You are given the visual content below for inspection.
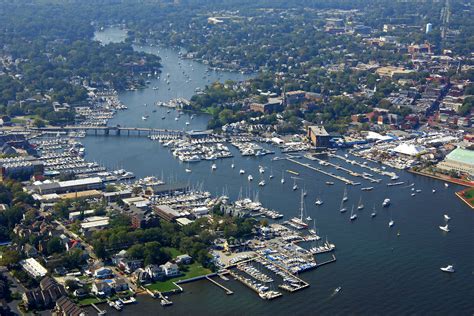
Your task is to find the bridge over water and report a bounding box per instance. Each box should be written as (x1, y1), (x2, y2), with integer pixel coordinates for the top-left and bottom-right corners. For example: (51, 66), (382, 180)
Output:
(32, 125), (184, 137)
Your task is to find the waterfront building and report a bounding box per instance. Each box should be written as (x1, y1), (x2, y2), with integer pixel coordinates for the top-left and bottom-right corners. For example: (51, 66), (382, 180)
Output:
(0, 156), (44, 181)
(437, 147), (474, 176)
(27, 177), (103, 195)
(53, 296), (86, 316)
(307, 125), (330, 148)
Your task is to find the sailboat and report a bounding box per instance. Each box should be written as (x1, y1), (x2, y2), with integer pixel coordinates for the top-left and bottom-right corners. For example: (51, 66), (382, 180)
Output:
(292, 178), (298, 191)
(371, 205), (377, 217)
(239, 169), (245, 174)
(339, 199), (347, 213)
(357, 196), (364, 210)
(389, 209), (394, 227)
(269, 168), (274, 179)
(309, 219), (317, 235)
(439, 224), (450, 232)
(350, 205), (357, 221)
(290, 191), (308, 228)
(444, 214), (450, 221)
(259, 166), (265, 174)
(248, 175), (253, 181)
(211, 163), (217, 171)
(258, 180), (265, 186)
(342, 187), (348, 202)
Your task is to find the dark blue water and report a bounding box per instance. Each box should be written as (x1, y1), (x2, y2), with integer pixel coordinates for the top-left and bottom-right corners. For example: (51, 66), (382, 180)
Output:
(85, 28), (474, 315)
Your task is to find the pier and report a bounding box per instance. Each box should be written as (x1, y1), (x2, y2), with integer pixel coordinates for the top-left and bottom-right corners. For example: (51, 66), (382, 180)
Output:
(206, 276), (234, 295)
(91, 303), (106, 315)
(286, 158), (355, 185)
(315, 254), (337, 268)
(329, 153), (397, 178)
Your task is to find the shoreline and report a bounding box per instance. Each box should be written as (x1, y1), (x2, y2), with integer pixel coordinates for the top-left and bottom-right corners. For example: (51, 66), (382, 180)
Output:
(408, 169), (474, 188)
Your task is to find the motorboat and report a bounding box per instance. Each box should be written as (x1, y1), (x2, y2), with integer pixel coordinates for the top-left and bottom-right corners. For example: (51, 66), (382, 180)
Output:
(142, 116), (148, 120)
(185, 168), (192, 173)
(185, 122), (190, 125)
(258, 180), (265, 186)
(440, 265), (455, 273)
(292, 184), (298, 191)
(248, 175), (253, 181)
(259, 166), (265, 174)
(231, 163), (235, 169)
(432, 189), (436, 193)
(239, 169), (245, 174)
(325, 181), (334, 185)
(439, 224), (450, 232)
(357, 197), (364, 210)
(444, 214), (451, 221)
(371, 206), (377, 218)
(382, 198), (391, 207)
(211, 163), (217, 170)
(315, 198), (323, 206)
(334, 286), (342, 293)
(389, 220), (394, 227)
(391, 175), (399, 180)
(444, 183), (449, 188)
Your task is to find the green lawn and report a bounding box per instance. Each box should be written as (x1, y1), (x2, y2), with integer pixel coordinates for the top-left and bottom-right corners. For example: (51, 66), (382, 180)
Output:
(163, 247), (183, 258)
(78, 296), (105, 306)
(463, 188), (474, 199)
(146, 262), (212, 293)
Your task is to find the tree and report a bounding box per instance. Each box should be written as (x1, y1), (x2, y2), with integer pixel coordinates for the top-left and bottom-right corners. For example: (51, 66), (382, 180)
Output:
(33, 118), (46, 128)
(47, 237), (64, 254)
(0, 249), (21, 266)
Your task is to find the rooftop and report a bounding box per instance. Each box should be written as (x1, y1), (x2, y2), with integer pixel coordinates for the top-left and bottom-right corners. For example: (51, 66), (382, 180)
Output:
(446, 148), (474, 165)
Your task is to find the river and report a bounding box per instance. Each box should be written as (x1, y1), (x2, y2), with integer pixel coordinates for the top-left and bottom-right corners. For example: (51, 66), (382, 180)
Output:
(83, 27), (474, 315)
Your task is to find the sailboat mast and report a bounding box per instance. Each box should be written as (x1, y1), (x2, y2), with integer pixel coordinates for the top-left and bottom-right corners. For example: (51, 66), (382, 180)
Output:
(300, 190), (304, 221)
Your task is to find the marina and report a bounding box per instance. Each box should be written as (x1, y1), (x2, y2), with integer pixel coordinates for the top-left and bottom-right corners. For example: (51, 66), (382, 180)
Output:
(74, 27), (474, 316)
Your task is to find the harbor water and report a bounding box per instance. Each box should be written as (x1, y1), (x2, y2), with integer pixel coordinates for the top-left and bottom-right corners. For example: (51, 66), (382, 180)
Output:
(83, 28), (474, 315)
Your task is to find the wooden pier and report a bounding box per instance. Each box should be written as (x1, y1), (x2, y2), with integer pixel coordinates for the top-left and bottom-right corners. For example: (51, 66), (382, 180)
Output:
(206, 276), (234, 295)
(32, 125), (184, 137)
(315, 254), (337, 268)
(286, 157), (355, 185)
(90, 303), (106, 314)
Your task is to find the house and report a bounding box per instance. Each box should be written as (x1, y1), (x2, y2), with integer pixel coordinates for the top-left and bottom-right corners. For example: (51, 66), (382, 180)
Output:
(54, 296), (87, 316)
(145, 265), (165, 281)
(91, 280), (112, 297)
(23, 244), (38, 257)
(132, 268), (151, 284)
(93, 267), (112, 279)
(22, 277), (67, 310)
(161, 262), (179, 277)
(117, 258), (143, 274)
(175, 254), (192, 265)
(110, 278), (129, 292)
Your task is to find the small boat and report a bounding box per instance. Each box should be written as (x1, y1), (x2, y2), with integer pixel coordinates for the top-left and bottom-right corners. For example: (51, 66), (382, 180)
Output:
(315, 198), (323, 206)
(325, 181), (334, 185)
(211, 163), (217, 171)
(185, 168), (192, 173)
(371, 205), (377, 217)
(258, 180), (265, 186)
(231, 161), (235, 169)
(411, 193), (416, 196)
(397, 231), (400, 237)
(293, 184), (298, 191)
(444, 214), (451, 221)
(440, 265), (455, 273)
(391, 175), (399, 180)
(444, 183), (449, 188)
(269, 168), (274, 179)
(432, 189), (436, 193)
(350, 205), (357, 221)
(161, 116), (166, 119)
(334, 286), (342, 293)
(281, 171), (285, 184)
(185, 122), (190, 125)
(175, 117), (179, 121)
(142, 116), (148, 120)
(357, 197), (364, 210)
(339, 199), (347, 213)
(259, 166), (265, 174)
(389, 220), (394, 227)
(239, 169), (245, 174)
(342, 187), (348, 202)
(306, 216), (312, 221)
(248, 175), (253, 181)
(382, 198), (391, 207)
(439, 224), (450, 232)
(361, 187), (373, 191)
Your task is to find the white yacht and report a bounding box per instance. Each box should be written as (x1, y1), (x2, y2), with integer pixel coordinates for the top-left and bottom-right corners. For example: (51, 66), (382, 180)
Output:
(281, 171), (285, 184)
(231, 162), (235, 169)
(339, 199), (347, 213)
(258, 180), (265, 186)
(439, 224), (450, 232)
(444, 183), (449, 188)
(357, 196), (364, 210)
(382, 198), (391, 207)
(391, 174), (399, 180)
(211, 163), (217, 170)
(315, 198), (323, 206)
(440, 265), (455, 273)
(239, 169), (245, 174)
(142, 116), (148, 120)
(432, 189), (436, 193)
(389, 219), (394, 227)
(248, 175), (253, 181)
(444, 214), (451, 221)
(342, 187), (348, 202)
(185, 168), (192, 173)
(259, 166), (265, 174)
(185, 122), (190, 126)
